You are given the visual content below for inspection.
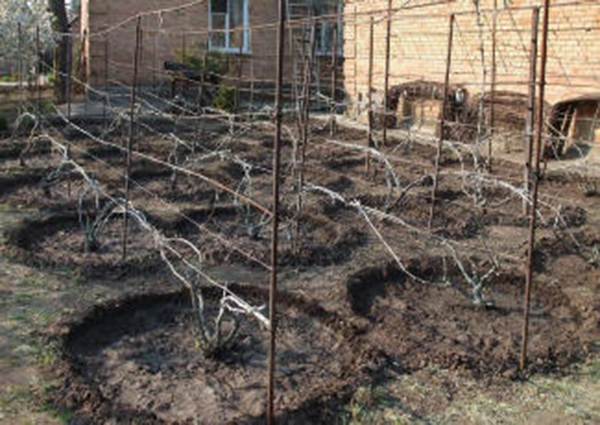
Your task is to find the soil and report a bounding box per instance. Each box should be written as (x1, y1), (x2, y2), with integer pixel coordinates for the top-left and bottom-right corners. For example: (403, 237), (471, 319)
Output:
(1, 117), (598, 423)
(50, 286), (374, 424)
(340, 257), (599, 378)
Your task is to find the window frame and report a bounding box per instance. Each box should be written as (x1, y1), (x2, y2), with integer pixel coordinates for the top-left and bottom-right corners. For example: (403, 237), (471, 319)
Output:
(314, 0), (343, 57)
(208, 0), (250, 53)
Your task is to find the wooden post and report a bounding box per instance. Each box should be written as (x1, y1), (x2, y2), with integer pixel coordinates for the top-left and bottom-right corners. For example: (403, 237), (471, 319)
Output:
(266, 0), (285, 422)
(122, 17), (143, 261)
(428, 14), (455, 229)
(523, 8), (539, 215)
(366, 17), (375, 172)
(520, 0), (550, 373)
(382, 0), (393, 145)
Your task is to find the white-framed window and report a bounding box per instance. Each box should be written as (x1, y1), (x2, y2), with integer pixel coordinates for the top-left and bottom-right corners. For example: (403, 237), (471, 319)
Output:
(315, 0), (343, 56)
(209, 0), (250, 53)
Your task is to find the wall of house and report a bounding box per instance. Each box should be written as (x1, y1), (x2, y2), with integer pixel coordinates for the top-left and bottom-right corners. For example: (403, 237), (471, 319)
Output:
(343, 0), (600, 124)
(81, 0), (339, 102)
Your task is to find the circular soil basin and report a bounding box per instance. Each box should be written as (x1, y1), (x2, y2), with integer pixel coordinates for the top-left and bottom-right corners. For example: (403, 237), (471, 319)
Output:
(344, 259), (598, 378)
(54, 287), (366, 423)
(4, 211), (164, 277)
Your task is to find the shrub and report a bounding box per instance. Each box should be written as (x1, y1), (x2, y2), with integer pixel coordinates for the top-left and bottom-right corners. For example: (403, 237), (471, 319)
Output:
(213, 85), (236, 113)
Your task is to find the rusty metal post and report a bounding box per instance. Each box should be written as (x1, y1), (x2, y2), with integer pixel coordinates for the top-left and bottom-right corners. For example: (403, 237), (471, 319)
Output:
(122, 17), (143, 261)
(198, 40), (209, 113)
(330, 21), (339, 135)
(267, 0), (285, 422)
(236, 44), (243, 113)
(152, 32), (156, 89)
(17, 22), (23, 117)
(366, 17), (375, 172)
(294, 20), (317, 253)
(66, 35), (72, 122)
(523, 8), (540, 215)
(36, 25), (42, 119)
(182, 31), (187, 62)
(488, 0), (498, 172)
(353, 5), (358, 117)
(520, 0), (550, 373)
(103, 36), (109, 125)
(382, 0), (393, 145)
(428, 14), (455, 229)
(250, 36), (255, 108)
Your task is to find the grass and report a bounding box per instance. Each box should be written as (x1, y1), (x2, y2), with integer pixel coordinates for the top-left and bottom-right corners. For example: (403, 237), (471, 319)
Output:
(340, 358), (600, 424)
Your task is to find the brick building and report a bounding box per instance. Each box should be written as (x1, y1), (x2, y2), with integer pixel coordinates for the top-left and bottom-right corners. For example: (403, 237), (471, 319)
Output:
(344, 0), (600, 144)
(80, 0), (342, 95)
(80, 0), (599, 145)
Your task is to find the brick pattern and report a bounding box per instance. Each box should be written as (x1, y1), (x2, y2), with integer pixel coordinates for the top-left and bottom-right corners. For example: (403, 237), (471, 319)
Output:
(343, 0), (600, 110)
(81, 0), (338, 92)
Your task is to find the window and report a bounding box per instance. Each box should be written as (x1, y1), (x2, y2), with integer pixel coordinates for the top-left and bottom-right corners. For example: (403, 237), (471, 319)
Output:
(315, 0), (343, 56)
(209, 0), (249, 53)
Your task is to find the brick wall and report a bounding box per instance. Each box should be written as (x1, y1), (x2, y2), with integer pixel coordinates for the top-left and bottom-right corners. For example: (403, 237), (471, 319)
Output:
(81, 0), (337, 97)
(343, 0), (600, 111)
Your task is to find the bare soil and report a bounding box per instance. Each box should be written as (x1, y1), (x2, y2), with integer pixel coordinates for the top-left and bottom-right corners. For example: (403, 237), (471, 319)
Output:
(50, 286), (374, 424)
(1, 118), (598, 423)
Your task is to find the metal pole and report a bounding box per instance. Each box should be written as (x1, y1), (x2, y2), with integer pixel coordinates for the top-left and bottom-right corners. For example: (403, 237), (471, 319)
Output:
(295, 20), (317, 253)
(366, 17), (375, 172)
(103, 36), (109, 126)
(267, 0), (285, 422)
(66, 35), (72, 121)
(523, 7), (539, 215)
(382, 0), (393, 145)
(428, 14), (455, 229)
(250, 33), (255, 108)
(488, 0), (497, 172)
(330, 21), (339, 135)
(236, 44), (243, 113)
(198, 40), (209, 113)
(353, 5), (358, 117)
(17, 22), (23, 117)
(520, 0), (550, 373)
(122, 17), (143, 261)
(36, 25), (42, 119)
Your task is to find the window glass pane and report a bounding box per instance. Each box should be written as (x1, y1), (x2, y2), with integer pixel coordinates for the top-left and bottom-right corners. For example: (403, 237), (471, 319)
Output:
(211, 13), (227, 48)
(230, 0), (245, 49)
(211, 0), (227, 14)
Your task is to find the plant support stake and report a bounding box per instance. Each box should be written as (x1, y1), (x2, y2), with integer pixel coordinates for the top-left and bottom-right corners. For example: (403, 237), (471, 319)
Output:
(382, 0), (393, 145)
(429, 14), (455, 229)
(520, 0), (550, 373)
(366, 17), (375, 172)
(267, 0), (285, 422)
(488, 0), (497, 172)
(330, 21), (339, 135)
(122, 17), (143, 261)
(524, 7), (540, 215)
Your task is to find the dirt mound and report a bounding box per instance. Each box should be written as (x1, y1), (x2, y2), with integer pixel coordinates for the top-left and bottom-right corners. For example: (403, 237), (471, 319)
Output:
(342, 258), (599, 378)
(49, 286), (375, 424)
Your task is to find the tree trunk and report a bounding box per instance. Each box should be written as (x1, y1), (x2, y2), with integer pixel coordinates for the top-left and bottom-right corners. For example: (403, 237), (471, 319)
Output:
(48, 0), (70, 104)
